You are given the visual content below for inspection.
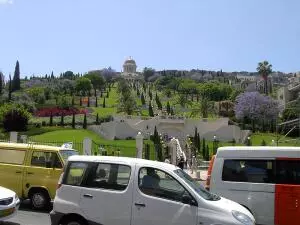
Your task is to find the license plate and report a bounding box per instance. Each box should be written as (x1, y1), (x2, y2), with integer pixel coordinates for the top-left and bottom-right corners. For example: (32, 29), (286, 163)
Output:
(0, 208), (15, 218)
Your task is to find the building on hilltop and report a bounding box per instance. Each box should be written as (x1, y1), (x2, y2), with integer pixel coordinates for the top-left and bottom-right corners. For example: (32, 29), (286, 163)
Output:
(121, 57), (143, 81)
(277, 72), (300, 108)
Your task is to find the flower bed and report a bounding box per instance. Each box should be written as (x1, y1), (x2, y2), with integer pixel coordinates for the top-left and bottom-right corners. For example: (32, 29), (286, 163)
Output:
(35, 107), (87, 117)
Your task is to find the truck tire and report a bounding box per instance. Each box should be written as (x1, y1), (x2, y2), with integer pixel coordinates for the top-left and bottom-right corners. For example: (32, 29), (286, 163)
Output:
(30, 189), (50, 210)
(63, 217), (87, 225)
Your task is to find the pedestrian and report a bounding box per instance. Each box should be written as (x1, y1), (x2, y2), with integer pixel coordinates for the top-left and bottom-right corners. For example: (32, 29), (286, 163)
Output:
(177, 154), (185, 170)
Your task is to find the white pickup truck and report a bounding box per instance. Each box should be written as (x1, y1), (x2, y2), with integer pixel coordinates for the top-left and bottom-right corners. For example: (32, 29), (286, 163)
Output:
(50, 156), (255, 225)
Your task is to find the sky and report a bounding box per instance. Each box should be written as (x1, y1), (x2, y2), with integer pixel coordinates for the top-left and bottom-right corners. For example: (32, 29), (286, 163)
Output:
(0, 0), (300, 77)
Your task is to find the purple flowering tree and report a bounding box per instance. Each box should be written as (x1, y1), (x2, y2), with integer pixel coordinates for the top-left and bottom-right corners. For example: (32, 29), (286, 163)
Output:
(234, 92), (281, 131)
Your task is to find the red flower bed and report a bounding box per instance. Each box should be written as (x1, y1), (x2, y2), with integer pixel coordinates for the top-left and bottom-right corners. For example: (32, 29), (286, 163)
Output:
(35, 107), (87, 117)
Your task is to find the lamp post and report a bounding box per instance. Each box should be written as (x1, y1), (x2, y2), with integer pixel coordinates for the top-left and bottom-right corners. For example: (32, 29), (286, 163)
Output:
(247, 136), (251, 146)
(213, 135), (217, 155)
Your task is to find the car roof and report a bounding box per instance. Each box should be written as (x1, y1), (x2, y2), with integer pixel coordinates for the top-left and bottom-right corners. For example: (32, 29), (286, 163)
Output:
(0, 142), (74, 152)
(216, 146), (300, 158)
(68, 155), (178, 172)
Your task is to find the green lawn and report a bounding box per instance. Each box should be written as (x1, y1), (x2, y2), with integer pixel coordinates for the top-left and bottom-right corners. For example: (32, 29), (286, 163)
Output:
(91, 107), (117, 117)
(28, 128), (154, 157)
(250, 133), (300, 146)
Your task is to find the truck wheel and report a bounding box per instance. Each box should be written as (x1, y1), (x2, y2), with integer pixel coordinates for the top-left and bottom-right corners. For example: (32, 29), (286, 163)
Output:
(30, 190), (50, 210)
(63, 218), (86, 225)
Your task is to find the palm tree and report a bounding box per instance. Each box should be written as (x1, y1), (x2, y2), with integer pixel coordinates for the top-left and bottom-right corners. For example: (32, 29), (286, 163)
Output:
(257, 61), (272, 95)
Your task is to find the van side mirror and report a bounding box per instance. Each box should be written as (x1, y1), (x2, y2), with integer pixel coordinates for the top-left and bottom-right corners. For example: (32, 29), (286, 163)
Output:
(182, 195), (198, 206)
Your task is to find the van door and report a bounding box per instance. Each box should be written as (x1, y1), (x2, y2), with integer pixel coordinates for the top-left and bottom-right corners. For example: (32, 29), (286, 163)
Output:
(79, 162), (132, 225)
(275, 159), (300, 225)
(131, 167), (197, 225)
(0, 148), (26, 197)
(25, 151), (63, 200)
(212, 158), (275, 225)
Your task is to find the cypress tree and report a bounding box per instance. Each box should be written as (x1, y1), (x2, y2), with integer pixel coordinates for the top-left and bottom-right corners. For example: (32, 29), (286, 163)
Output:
(72, 113), (75, 129)
(83, 113), (87, 129)
(141, 93), (146, 105)
(149, 90), (152, 100)
(49, 112), (53, 126)
(166, 101), (171, 114)
(148, 101), (154, 117)
(170, 108), (174, 115)
(12, 60), (21, 91)
(72, 96), (75, 106)
(87, 97), (90, 107)
(60, 113), (64, 126)
(8, 74), (12, 101)
(106, 91), (109, 98)
(202, 138), (206, 159)
(206, 145), (210, 161)
(95, 97), (98, 107)
(79, 97), (82, 106)
(197, 133), (201, 152)
(0, 72), (3, 94)
(103, 97), (106, 108)
(96, 113), (99, 125)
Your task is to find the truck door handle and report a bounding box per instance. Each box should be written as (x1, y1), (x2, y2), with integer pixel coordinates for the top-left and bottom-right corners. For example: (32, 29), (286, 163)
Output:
(27, 172), (34, 175)
(83, 194), (93, 199)
(135, 203), (146, 207)
(16, 171), (22, 174)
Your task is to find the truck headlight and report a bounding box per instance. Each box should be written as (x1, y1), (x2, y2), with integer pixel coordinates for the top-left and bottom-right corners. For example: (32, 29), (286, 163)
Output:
(232, 210), (254, 225)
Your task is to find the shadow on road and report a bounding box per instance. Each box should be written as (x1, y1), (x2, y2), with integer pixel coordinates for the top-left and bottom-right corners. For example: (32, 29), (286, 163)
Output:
(18, 200), (52, 213)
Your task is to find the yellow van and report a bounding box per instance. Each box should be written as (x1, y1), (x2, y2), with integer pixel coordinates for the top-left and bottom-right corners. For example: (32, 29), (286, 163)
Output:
(0, 142), (78, 209)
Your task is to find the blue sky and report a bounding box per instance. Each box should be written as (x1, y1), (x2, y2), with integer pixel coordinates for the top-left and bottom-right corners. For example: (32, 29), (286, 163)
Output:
(0, 0), (300, 77)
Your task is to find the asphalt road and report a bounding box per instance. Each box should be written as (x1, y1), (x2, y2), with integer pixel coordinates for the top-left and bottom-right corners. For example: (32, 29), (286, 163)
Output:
(2, 201), (51, 225)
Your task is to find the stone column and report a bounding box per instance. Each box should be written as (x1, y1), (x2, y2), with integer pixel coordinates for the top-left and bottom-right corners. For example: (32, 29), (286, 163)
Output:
(83, 138), (92, 155)
(170, 137), (177, 165)
(10, 132), (18, 143)
(136, 132), (144, 158)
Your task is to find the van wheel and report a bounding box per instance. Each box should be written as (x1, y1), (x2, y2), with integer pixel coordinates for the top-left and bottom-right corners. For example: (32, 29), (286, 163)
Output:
(63, 218), (86, 225)
(30, 190), (50, 210)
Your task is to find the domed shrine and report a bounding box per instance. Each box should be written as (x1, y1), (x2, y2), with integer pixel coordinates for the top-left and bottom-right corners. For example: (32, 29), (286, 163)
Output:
(122, 57), (142, 80)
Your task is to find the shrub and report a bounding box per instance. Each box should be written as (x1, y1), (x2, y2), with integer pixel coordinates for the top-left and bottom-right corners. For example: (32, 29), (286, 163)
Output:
(35, 107), (87, 117)
(0, 104), (31, 132)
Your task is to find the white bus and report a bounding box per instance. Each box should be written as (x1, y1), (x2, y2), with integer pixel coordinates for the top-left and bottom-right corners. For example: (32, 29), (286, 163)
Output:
(210, 146), (300, 225)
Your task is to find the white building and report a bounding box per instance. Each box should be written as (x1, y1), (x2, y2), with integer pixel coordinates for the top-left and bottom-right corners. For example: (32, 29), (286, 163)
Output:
(121, 57), (143, 81)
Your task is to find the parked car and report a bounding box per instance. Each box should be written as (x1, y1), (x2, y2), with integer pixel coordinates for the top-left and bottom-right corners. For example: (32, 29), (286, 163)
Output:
(0, 142), (78, 209)
(0, 186), (20, 221)
(209, 146), (300, 225)
(50, 156), (255, 225)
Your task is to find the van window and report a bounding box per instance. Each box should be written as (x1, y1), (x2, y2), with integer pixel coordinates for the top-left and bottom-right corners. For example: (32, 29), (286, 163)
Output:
(0, 149), (26, 165)
(222, 160), (275, 183)
(139, 167), (194, 203)
(65, 162), (88, 186)
(31, 151), (62, 168)
(276, 160), (300, 184)
(85, 163), (131, 191)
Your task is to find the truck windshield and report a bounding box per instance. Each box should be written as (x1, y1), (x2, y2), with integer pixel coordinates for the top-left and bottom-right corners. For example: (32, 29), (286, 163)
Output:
(174, 169), (220, 201)
(59, 149), (79, 161)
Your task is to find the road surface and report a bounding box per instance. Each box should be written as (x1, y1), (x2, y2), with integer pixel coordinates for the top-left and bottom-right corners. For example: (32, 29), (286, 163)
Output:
(2, 201), (51, 225)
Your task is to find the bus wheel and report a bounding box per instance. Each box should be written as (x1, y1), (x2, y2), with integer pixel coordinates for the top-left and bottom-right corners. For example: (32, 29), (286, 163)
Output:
(30, 189), (50, 210)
